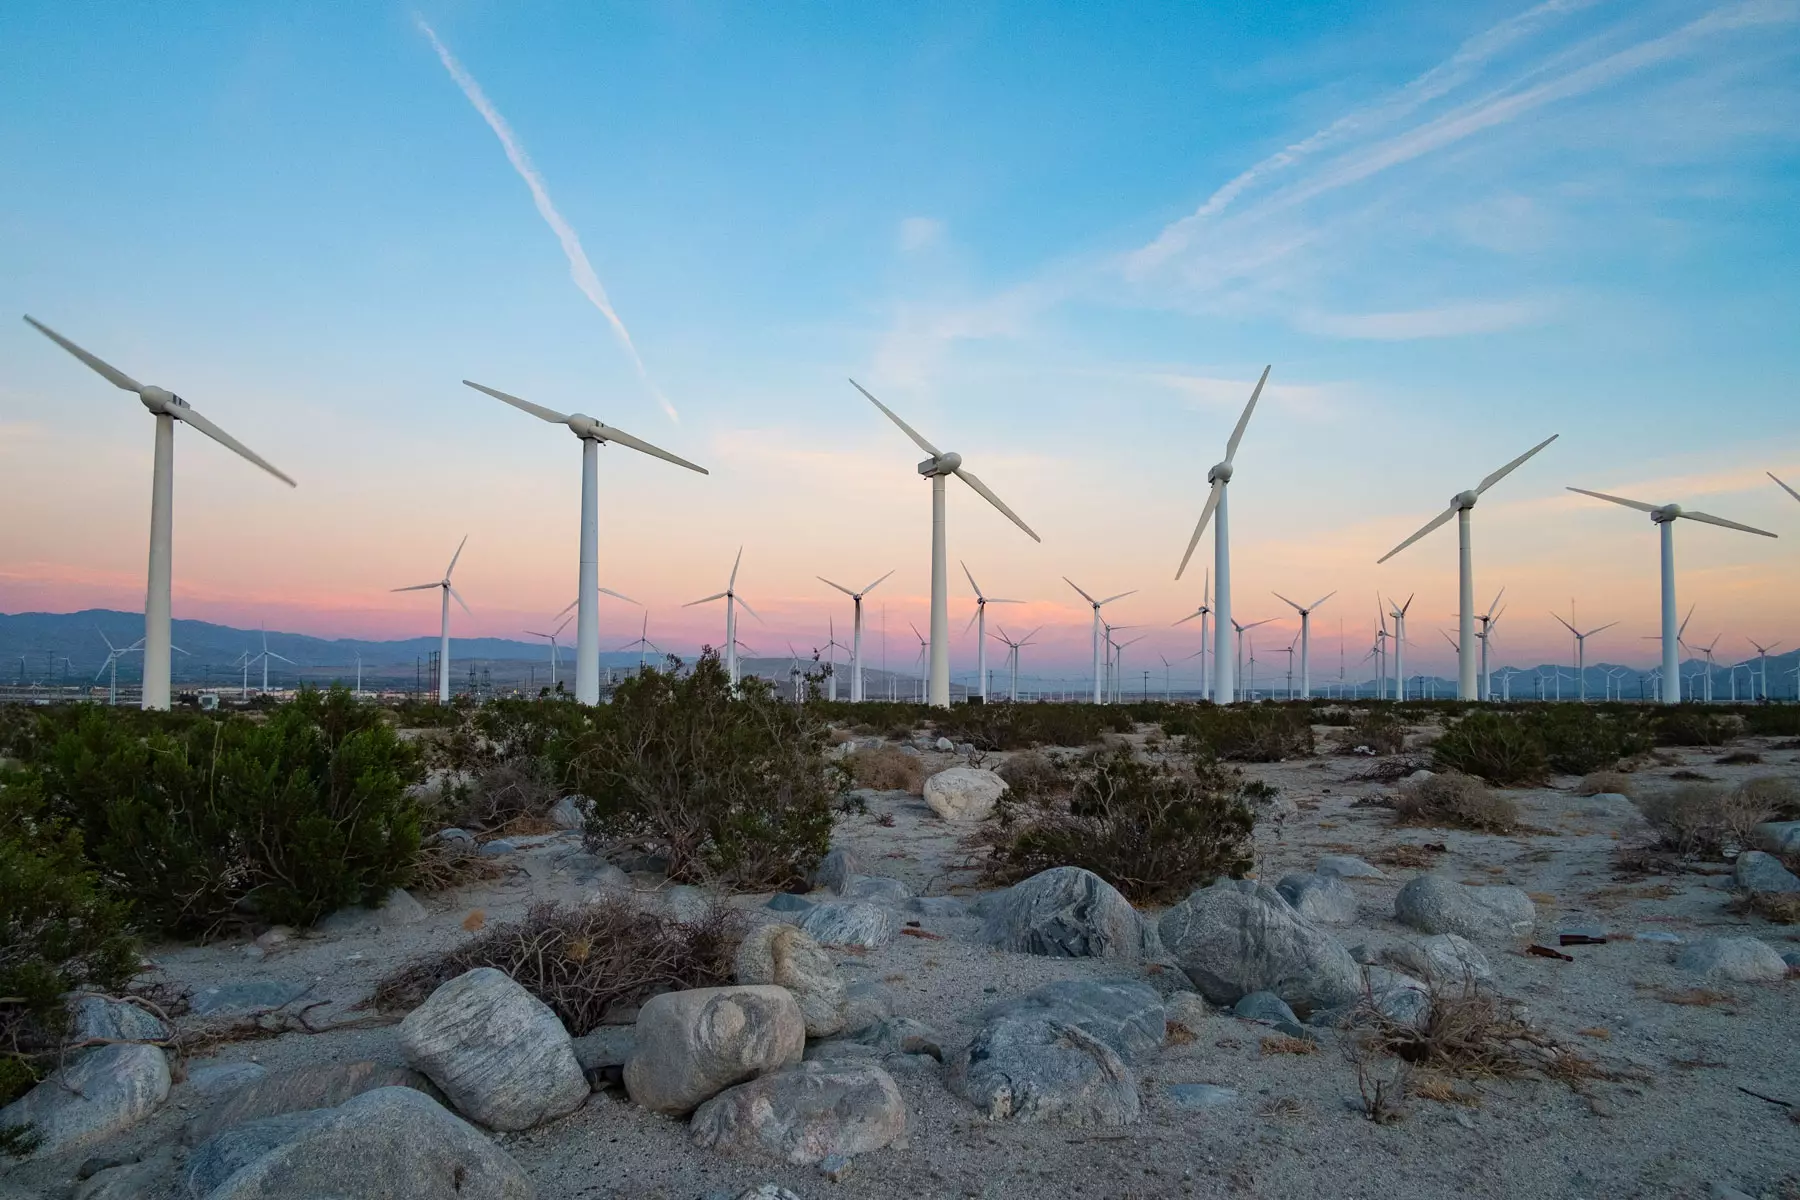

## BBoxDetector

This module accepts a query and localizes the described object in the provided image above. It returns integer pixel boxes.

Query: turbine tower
[1567,486,1777,706]
[525,612,574,691]
[817,570,894,703]
[1387,595,1414,701]
[463,381,706,705]
[393,536,471,703]
[1272,589,1335,700]
[1172,570,1211,701]
[1549,606,1617,702]
[962,561,1023,704]
[1473,591,1505,701]
[1064,578,1135,704]
[686,547,760,686]
[1176,365,1271,705]
[852,380,1040,708]
[1377,435,1557,700]
[95,631,144,707]
[24,317,295,710]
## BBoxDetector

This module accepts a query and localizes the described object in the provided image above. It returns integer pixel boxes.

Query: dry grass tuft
[1576,771,1637,797]
[1260,1034,1319,1057]
[409,841,508,893]
[1257,1096,1306,1119]
[1409,1071,1480,1107]
[1716,750,1764,766]
[1576,1026,1612,1040]
[1646,985,1735,1008]
[1729,891,1800,924]
[1391,771,1520,833]
[844,745,927,793]
[1165,1021,1199,1046]
[1374,843,1444,871]
[1637,780,1784,858]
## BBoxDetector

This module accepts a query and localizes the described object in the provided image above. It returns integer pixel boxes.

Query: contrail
[415,15,678,423]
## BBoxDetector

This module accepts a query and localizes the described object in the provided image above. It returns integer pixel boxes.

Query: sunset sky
[3,0,1798,684]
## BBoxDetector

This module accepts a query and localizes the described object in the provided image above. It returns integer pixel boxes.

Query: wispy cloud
[1296,300,1551,340]
[415,15,679,423]
[897,217,944,253]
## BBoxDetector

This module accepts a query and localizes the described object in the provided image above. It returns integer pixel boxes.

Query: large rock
[184,1086,532,1200]
[548,794,591,830]
[689,1061,906,1165]
[70,995,170,1044]
[947,1016,1139,1126]
[812,847,859,893]
[979,980,1164,1064]
[923,767,1007,822]
[842,981,894,1035]
[398,967,588,1131]
[1381,934,1494,994]
[1275,873,1359,925]
[1315,855,1386,880]
[1393,875,1536,940]
[1734,850,1800,894]
[734,924,847,1038]
[1676,937,1789,983]
[624,986,806,1115]
[0,1043,169,1155]
[190,980,311,1019]
[1752,821,1800,855]
[839,875,911,904]
[1157,879,1363,1014]
[981,867,1153,960]
[799,901,897,949]
[184,1061,437,1146]
[570,1026,636,1073]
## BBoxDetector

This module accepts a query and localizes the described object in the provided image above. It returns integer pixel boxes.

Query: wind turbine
[1377,435,1557,700]
[686,547,761,686]
[1272,589,1334,700]
[1473,589,1505,701]
[1387,595,1414,701]
[852,380,1040,708]
[24,317,296,709]
[1771,472,1800,506]
[962,561,1023,704]
[1549,606,1617,702]
[1102,620,1139,703]
[821,618,849,702]
[1373,604,1390,700]
[1230,617,1275,694]
[95,631,144,706]
[352,651,364,697]
[617,614,662,675]
[1065,578,1135,704]
[1158,652,1174,702]
[1567,486,1777,705]
[1175,366,1271,705]
[908,622,930,703]
[992,625,1042,702]
[817,570,894,703]
[462,380,704,705]
[1172,570,1211,701]
[392,536,471,703]
[525,612,575,691]
[1747,637,1782,702]
[1111,634,1144,704]
[254,631,293,695]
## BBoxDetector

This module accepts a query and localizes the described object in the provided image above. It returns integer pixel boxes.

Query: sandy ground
[6,732,1799,1200]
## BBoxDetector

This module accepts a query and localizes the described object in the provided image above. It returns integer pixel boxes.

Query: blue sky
[3,0,1798,683]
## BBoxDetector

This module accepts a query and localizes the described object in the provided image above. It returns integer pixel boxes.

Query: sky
[3,0,1799,689]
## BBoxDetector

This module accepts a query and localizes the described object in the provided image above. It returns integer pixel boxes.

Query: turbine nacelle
[918,450,963,477]
[1207,461,1233,484]
[1652,503,1682,523]
[567,413,604,440]
[1451,489,1478,510]
[138,386,188,415]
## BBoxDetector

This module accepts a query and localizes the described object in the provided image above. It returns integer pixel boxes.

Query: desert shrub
[26,687,424,935]
[933,703,1132,751]
[372,897,742,1035]
[1391,771,1519,833]
[1576,770,1637,797]
[433,756,559,832]
[1716,750,1763,765]
[1331,711,1408,756]
[572,653,842,890]
[1743,706,1800,737]
[1431,713,1547,785]
[1738,775,1800,819]
[974,746,1255,903]
[1650,710,1739,747]
[1167,707,1315,762]
[1636,782,1777,858]
[994,749,1075,806]
[844,745,925,794]
[1519,706,1650,775]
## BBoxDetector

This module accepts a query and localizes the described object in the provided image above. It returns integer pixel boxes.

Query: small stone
[1676,936,1788,983]
[1231,992,1306,1038]
[1167,1083,1238,1109]
[190,980,311,1018]
[255,927,292,951]
[922,767,1008,822]
[433,827,475,847]
[935,736,955,752]
[478,839,518,857]
[1163,992,1210,1035]
[1315,855,1386,880]
[570,1026,637,1072]
[800,901,898,950]
[818,1152,854,1181]
[1733,850,1800,894]
[375,887,428,926]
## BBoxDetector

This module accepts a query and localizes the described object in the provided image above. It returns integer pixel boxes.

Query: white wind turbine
[1271,589,1335,700]
[525,612,574,692]
[1567,485,1777,706]
[352,651,364,697]
[908,622,930,703]
[25,317,295,710]
[1230,617,1275,694]
[1172,570,1211,701]
[962,561,1023,704]
[1102,619,1138,702]
[817,571,894,704]
[991,625,1042,702]
[1549,606,1617,702]
[1377,435,1557,700]
[617,614,661,675]
[687,547,760,686]
[392,535,471,703]
[1175,366,1271,705]
[1473,589,1504,701]
[463,380,705,706]
[1387,594,1414,701]
[1747,637,1782,702]
[252,630,293,695]
[95,631,144,707]
[852,380,1041,708]
[1064,578,1136,704]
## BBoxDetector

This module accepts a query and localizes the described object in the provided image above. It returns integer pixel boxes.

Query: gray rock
[1676,937,1789,983]
[398,967,588,1131]
[190,980,311,1019]
[980,980,1165,1064]
[1167,1083,1238,1109]
[935,736,955,753]
[818,1152,853,1182]
[1393,874,1536,940]
[184,1061,437,1146]
[70,995,170,1044]
[851,1016,942,1060]
[0,1043,170,1156]
[74,1156,167,1200]
[1360,967,1432,1028]
[905,896,969,920]
[1275,873,1359,925]
[570,1026,636,1073]
[1734,850,1800,894]
[624,986,806,1115]
[839,874,912,904]
[185,1086,532,1200]
[663,885,717,924]
[957,743,977,757]
[1753,820,1800,854]
[922,766,1008,822]
[1231,991,1301,1029]
[1381,934,1494,994]
[981,866,1153,960]
[765,893,816,914]
[1163,992,1210,1036]
[1315,855,1386,880]
[690,1061,906,1165]
[478,839,518,857]
[735,924,848,1038]
[900,745,922,758]
[799,901,898,950]
[433,827,475,848]
[376,888,427,927]
[843,981,895,1035]
[812,847,859,893]
[947,1016,1139,1126]
[548,794,591,830]
[188,1063,269,1100]
[1158,879,1363,1014]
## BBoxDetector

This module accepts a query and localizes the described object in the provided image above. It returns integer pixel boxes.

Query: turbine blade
[1223,365,1271,464]
[1591,621,1620,636]
[685,592,728,606]
[448,585,473,617]
[598,587,640,605]
[1175,480,1223,580]
[1378,505,1456,564]
[391,583,442,592]
[1272,591,1303,612]
[987,598,1024,605]
[849,379,941,457]
[862,569,895,595]
[462,380,569,424]
[1476,433,1559,495]
[961,560,982,599]
[954,467,1040,542]
[730,545,742,589]
[1310,591,1336,610]
[964,608,980,635]
[556,598,578,619]
[23,317,142,392]
[1063,577,1098,606]
[1549,612,1578,635]
[1099,590,1137,606]
[1173,610,1202,626]
[1679,510,1778,538]
[1566,487,1659,513]
[1770,472,1800,503]
[176,405,297,487]
[596,422,708,474]
[446,534,469,579]
[736,596,764,623]
[817,576,857,598]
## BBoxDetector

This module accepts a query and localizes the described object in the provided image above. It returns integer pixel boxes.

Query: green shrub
[1576,770,1636,797]
[1650,710,1739,747]
[1636,781,1776,858]
[1331,711,1408,756]
[573,654,842,890]
[1431,712,1548,785]
[843,745,925,793]
[1166,706,1314,762]
[975,746,1255,903]
[1391,770,1519,833]
[931,703,1133,751]
[994,749,1075,805]
[1519,706,1650,775]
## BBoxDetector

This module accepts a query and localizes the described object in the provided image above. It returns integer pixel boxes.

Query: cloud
[1295,299,1549,340]
[415,15,679,424]
[898,217,944,253]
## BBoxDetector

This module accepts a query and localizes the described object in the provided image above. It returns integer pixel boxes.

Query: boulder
[1734,850,1800,894]
[1275,873,1359,925]
[842,981,894,1035]
[1752,820,1800,855]
[190,980,311,1019]
[934,736,955,753]
[906,896,969,920]
[432,828,476,848]
[624,986,806,1115]
[1393,875,1536,940]
[1381,934,1494,994]
[1315,855,1386,880]
[847,1016,942,1060]
[1163,992,1210,1037]
[74,1155,168,1200]
[184,1086,532,1200]
[1230,991,1308,1038]
[799,901,897,950]
[548,794,591,830]
[0,1043,169,1155]
[947,1017,1139,1126]
[188,1063,269,1100]
[765,893,815,915]
[734,924,847,1038]
[690,1061,906,1165]
[398,967,588,1131]
[1157,879,1363,1014]
[922,767,1008,822]
[70,995,170,1044]
[184,1061,437,1146]
[980,867,1153,960]
[570,1026,636,1073]
[1676,937,1789,983]
[812,847,859,893]
[979,980,1165,1064]
[662,885,717,924]
[839,875,912,905]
